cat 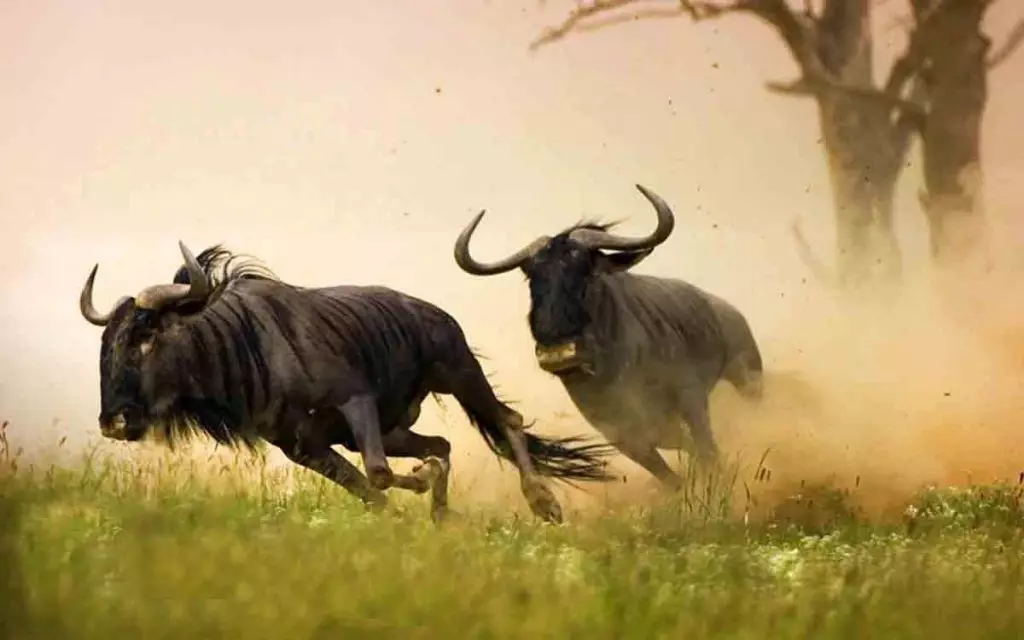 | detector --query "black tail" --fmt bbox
[518,431,618,484]
[454,399,617,486]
